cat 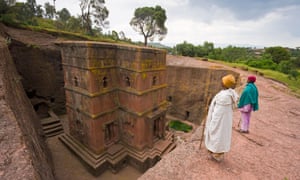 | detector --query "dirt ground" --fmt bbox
[48,55,300,180]
[139,55,300,180]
